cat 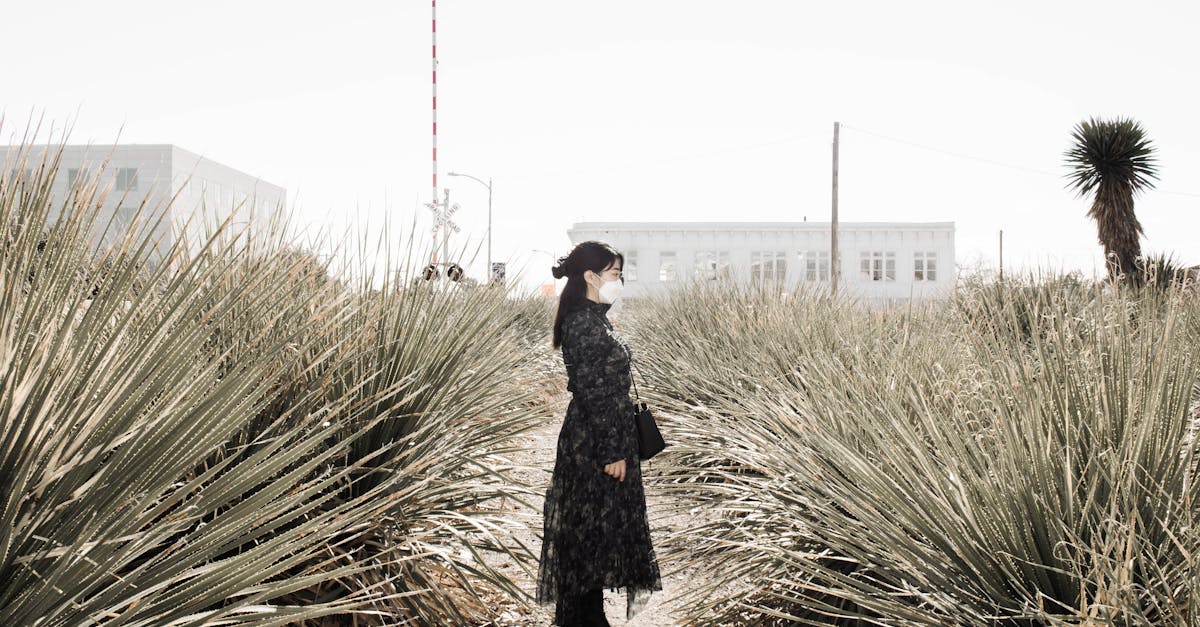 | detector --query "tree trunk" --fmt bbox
[1092,190,1143,283]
